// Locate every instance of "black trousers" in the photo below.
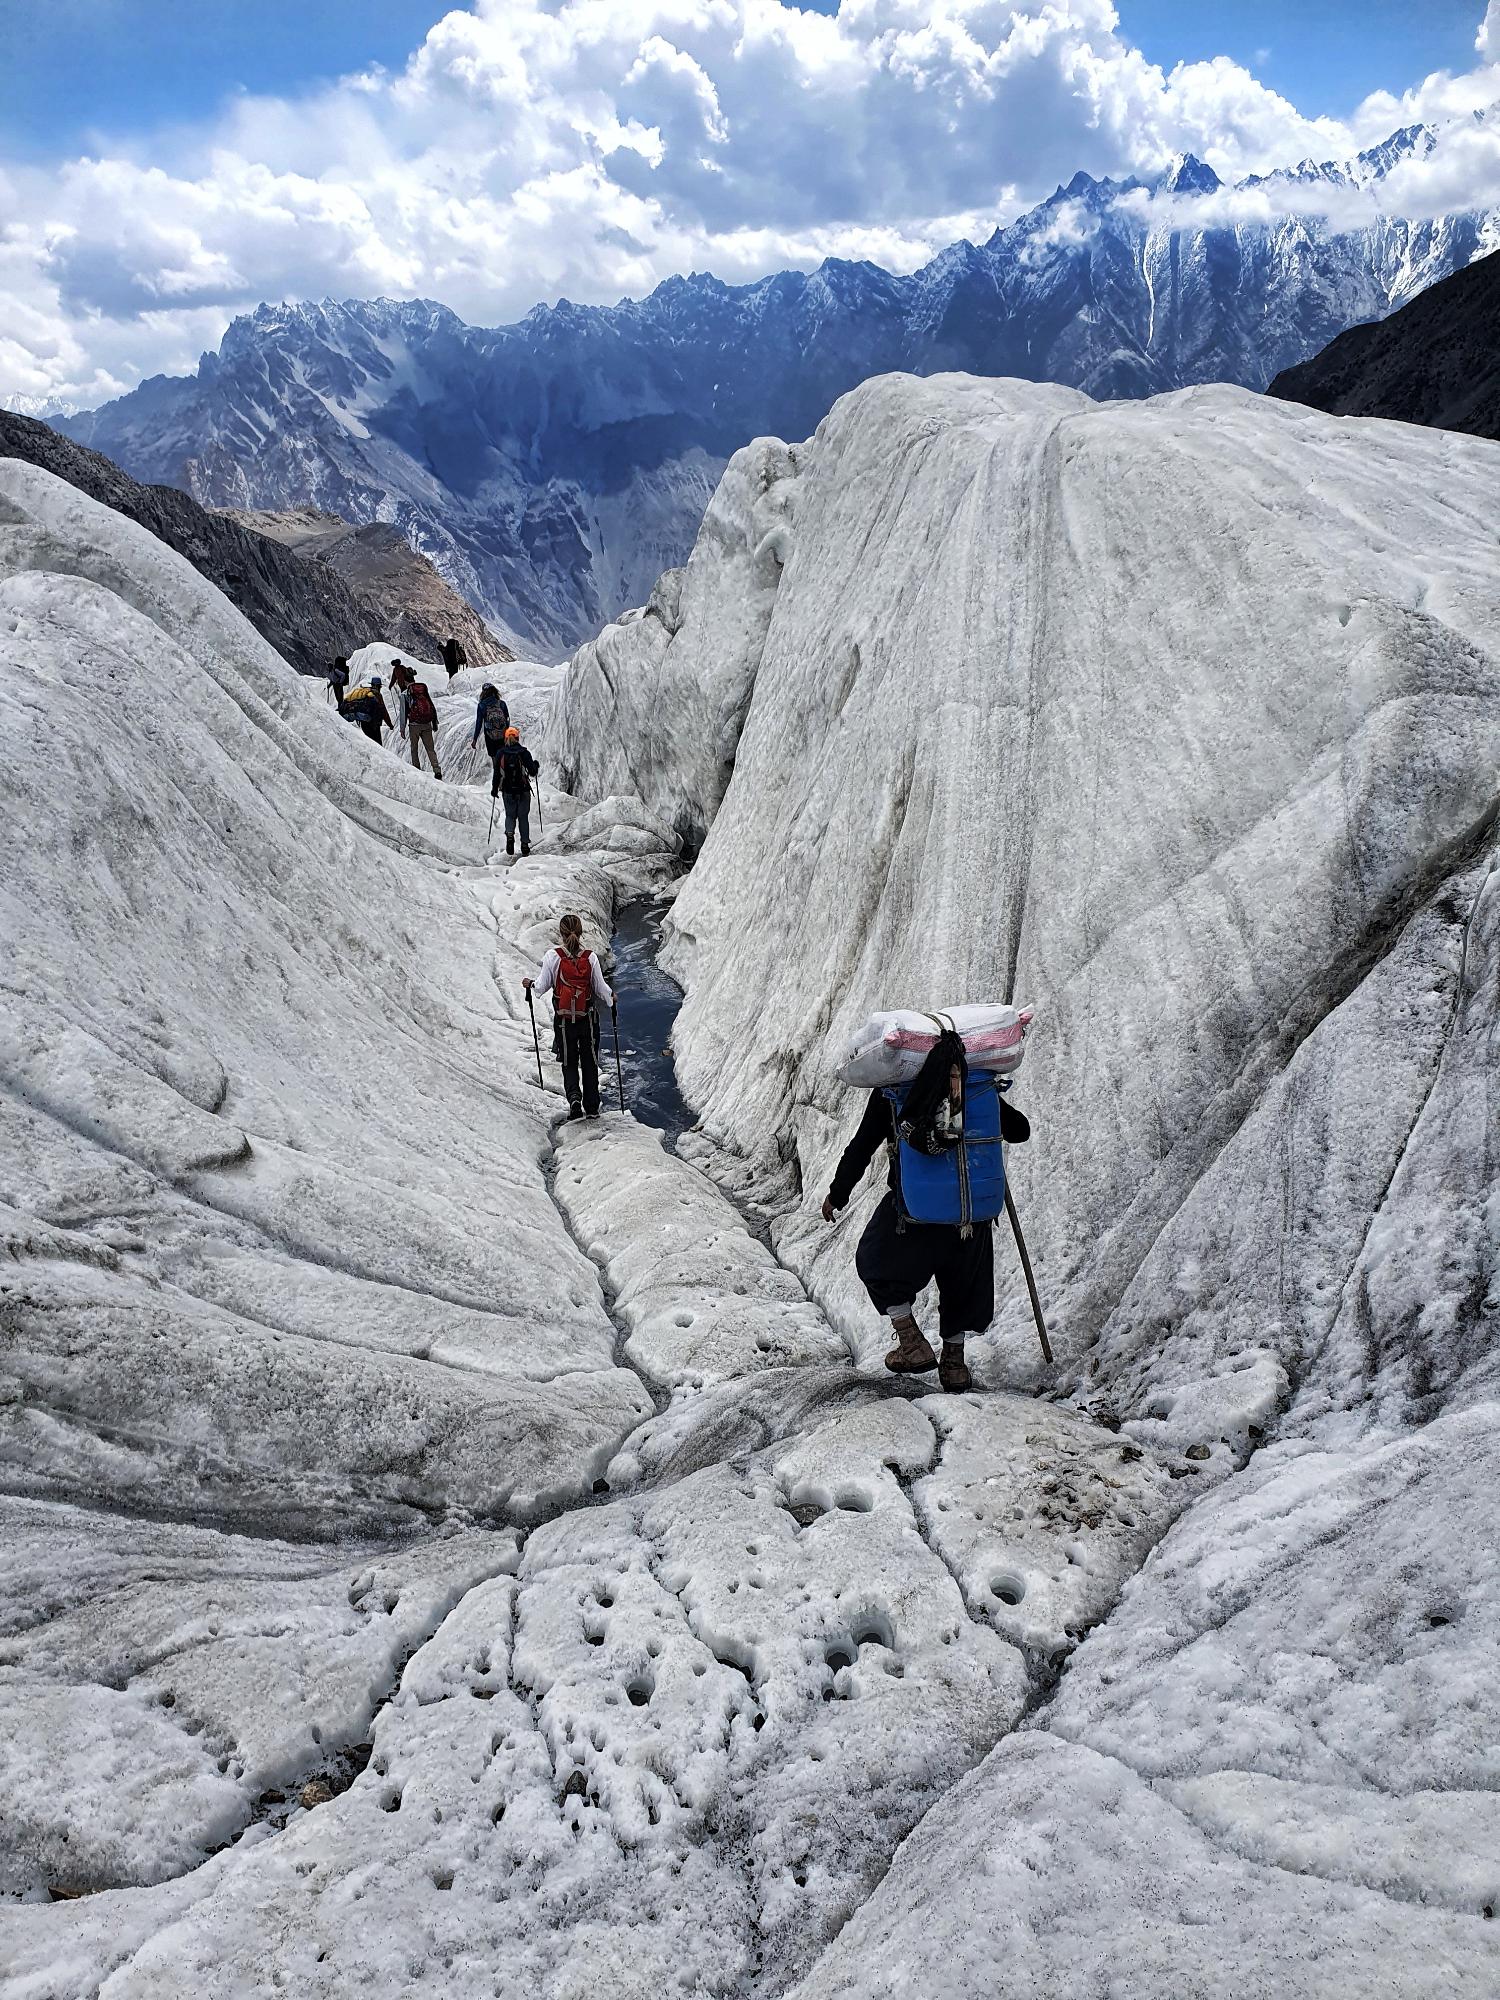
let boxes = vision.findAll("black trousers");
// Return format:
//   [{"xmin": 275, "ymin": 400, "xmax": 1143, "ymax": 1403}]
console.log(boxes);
[
  {"xmin": 559, "ymin": 1013, "xmax": 600, "ymax": 1114},
  {"xmin": 359, "ymin": 718, "xmax": 382, "ymax": 741},
  {"xmin": 854, "ymin": 1194, "xmax": 994, "ymax": 1342}
]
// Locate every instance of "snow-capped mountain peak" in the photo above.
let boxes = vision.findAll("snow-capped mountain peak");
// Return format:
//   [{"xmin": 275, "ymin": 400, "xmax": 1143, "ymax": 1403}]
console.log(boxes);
[{"xmin": 57, "ymin": 113, "xmax": 1497, "ymax": 656}]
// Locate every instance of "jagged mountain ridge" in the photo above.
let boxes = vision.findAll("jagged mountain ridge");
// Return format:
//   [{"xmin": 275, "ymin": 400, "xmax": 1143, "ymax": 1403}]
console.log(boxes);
[
  {"xmin": 1268, "ymin": 247, "xmax": 1500, "ymax": 440},
  {"xmin": 59, "ymin": 116, "xmax": 1497, "ymax": 655}
]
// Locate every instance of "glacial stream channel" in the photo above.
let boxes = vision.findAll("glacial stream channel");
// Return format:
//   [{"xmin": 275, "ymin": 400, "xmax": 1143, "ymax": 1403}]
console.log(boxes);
[{"xmin": 606, "ymin": 898, "xmax": 693, "ymax": 1138}]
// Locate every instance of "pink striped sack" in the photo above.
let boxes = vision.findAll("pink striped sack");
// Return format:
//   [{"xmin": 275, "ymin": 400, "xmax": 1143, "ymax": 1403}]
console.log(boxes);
[{"xmin": 835, "ymin": 1004, "xmax": 1035, "ymax": 1088}]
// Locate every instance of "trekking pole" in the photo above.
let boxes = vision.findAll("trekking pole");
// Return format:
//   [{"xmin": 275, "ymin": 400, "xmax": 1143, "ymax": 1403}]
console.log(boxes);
[
  {"xmin": 525, "ymin": 988, "xmax": 544, "ymax": 1088},
  {"xmin": 1004, "ymin": 1185, "xmax": 1053, "ymax": 1364},
  {"xmin": 611, "ymin": 1002, "xmax": 625, "ymax": 1112},
  {"xmin": 487, "ymin": 794, "xmax": 497, "ymax": 846}
]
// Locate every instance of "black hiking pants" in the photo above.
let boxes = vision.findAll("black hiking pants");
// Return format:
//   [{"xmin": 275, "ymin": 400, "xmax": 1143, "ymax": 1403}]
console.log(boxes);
[
  {"xmin": 559, "ymin": 1012, "xmax": 600, "ymax": 1115},
  {"xmin": 359, "ymin": 718, "xmax": 382, "ymax": 742},
  {"xmin": 854, "ymin": 1194, "xmax": 994, "ymax": 1342}
]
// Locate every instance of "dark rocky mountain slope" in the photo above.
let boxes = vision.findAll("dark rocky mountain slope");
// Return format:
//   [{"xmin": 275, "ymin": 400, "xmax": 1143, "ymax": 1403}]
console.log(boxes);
[
  {"xmin": 1267, "ymin": 247, "xmax": 1500, "ymax": 440},
  {"xmin": 0, "ymin": 412, "xmax": 495, "ymax": 674}
]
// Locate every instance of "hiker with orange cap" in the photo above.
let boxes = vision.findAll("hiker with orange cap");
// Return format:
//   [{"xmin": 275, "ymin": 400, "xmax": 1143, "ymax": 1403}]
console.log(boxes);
[{"xmin": 493, "ymin": 724, "xmax": 539, "ymax": 856}]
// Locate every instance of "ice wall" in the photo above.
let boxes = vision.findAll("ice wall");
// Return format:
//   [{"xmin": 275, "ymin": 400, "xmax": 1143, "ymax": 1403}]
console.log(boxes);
[
  {"xmin": 554, "ymin": 375, "xmax": 1500, "ymax": 1437},
  {"xmin": 0, "ymin": 462, "xmax": 650, "ymax": 1533}
]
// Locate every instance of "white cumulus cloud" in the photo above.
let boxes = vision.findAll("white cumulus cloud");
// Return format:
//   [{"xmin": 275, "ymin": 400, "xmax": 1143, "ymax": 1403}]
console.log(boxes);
[{"xmin": 2, "ymin": 0, "xmax": 1498, "ymax": 410}]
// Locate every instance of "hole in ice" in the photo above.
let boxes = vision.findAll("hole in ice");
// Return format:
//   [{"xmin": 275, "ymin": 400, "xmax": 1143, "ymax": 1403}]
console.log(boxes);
[
  {"xmin": 836, "ymin": 1492, "xmax": 872, "ymax": 1513},
  {"xmin": 787, "ymin": 1502, "xmax": 823, "ymax": 1527},
  {"xmin": 626, "ymin": 1678, "xmax": 653, "ymax": 1707},
  {"xmin": 431, "ymin": 1869, "xmax": 454, "ymax": 1891},
  {"xmin": 491, "ymin": 1802, "xmax": 505, "ymax": 1825},
  {"xmin": 586, "ymin": 1632, "xmax": 605, "ymax": 1648},
  {"xmin": 852, "ymin": 1613, "xmax": 894, "ymax": 1651},
  {"xmin": 593, "ymin": 1478, "xmax": 610, "ymax": 1495},
  {"xmin": 1426, "ymin": 1611, "xmax": 1453, "ymax": 1628},
  {"xmin": 596, "ymin": 1591, "xmax": 615, "ymax": 1608},
  {"xmin": 792, "ymin": 1870, "xmax": 808, "ymax": 1888},
  {"xmin": 991, "ymin": 1574, "xmax": 1026, "ymax": 1606},
  {"xmin": 1483, "ymin": 1904, "xmax": 1494, "ymax": 1920},
  {"xmin": 380, "ymin": 1789, "xmax": 402, "ymax": 1813},
  {"xmin": 825, "ymin": 1644, "xmax": 855, "ymax": 1673},
  {"xmin": 159, "ymin": 1691, "xmax": 175, "ymax": 1709},
  {"xmin": 674, "ymin": 1312, "xmax": 694, "ymax": 1328}
]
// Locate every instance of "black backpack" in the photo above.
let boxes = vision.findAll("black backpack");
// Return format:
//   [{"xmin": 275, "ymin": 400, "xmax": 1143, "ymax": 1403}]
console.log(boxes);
[{"xmin": 498, "ymin": 743, "xmax": 530, "ymax": 791}]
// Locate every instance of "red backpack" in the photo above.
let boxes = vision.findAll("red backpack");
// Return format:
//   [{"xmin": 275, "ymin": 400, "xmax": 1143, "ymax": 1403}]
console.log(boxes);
[
  {"xmin": 554, "ymin": 949, "xmax": 594, "ymax": 1018},
  {"xmin": 407, "ymin": 683, "xmax": 437, "ymax": 728}
]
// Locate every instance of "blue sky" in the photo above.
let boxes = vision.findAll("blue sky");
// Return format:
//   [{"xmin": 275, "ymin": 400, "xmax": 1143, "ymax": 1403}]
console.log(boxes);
[
  {"xmin": 0, "ymin": 0, "xmax": 1490, "ymax": 154},
  {"xmin": 3, "ymin": 0, "xmax": 1498, "ymax": 408}
]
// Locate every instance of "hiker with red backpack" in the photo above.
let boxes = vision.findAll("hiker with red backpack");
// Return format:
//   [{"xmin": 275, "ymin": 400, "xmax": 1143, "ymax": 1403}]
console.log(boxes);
[
  {"xmin": 523, "ymin": 914, "xmax": 615, "ymax": 1120},
  {"xmin": 820, "ymin": 1019, "xmax": 1031, "ymax": 1392},
  {"xmin": 405, "ymin": 680, "xmax": 443, "ymax": 778}
]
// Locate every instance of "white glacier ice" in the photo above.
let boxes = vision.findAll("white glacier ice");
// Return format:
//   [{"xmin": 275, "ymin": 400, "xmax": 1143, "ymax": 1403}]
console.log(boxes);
[{"xmin": 4, "ymin": 364, "xmax": 1499, "ymax": 1996}]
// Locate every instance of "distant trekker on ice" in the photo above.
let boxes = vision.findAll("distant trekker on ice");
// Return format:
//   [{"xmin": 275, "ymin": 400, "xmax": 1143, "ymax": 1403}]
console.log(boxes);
[
  {"xmin": 821, "ymin": 1022, "xmax": 1030, "ymax": 1392},
  {"xmin": 327, "ymin": 655, "xmax": 350, "ymax": 711},
  {"xmin": 524, "ymin": 914, "xmax": 614, "ymax": 1120},
  {"xmin": 388, "ymin": 660, "xmax": 415, "ymax": 727},
  {"xmin": 442, "ymin": 636, "xmax": 468, "ymax": 681},
  {"xmin": 405, "ymin": 680, "xmax": 443, "ymax": 779},
  {"xmin": 493, "ymin": 726, "xmax": 539, "ymax": 857},
  {"xmin": 472, "ymin": 683, "xmax": 510, "ymax": 779},
  {"xmin": 343, "ymin": 675, "xmax": 393, "ymax": 743}
]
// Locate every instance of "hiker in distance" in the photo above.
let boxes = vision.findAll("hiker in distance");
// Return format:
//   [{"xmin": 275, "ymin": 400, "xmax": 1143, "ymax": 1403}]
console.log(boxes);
[
  {"xmin": 388, "ymin": 659, "xmax": 415, "ymax": 728},
  {"xmin": 472, "ymin": 682, "xmax": 510, "ymax": 781},
  {"xmin": 405, "ymin": 679, "xmax": 443, "ymax": 779},
  {"xmin": 442, "ymin": 635, "xmax": 468, "ymax": 681},
  {"xmin": 523, "ymin": 914, "xmax": 614, "ymax": 1120},
  {"xmin": 327, "ymin": 655, "xmax": 350, "ymax": 711},
  {"xmin": 821, "ymin": 1024, "xmax": 1030, "ymax": 1392},
  {"xmin": 492, "ymin": 725, "xmax": 539, "ymax": 856},
  {"xmin": 343, "ymin": 674, "xmax": 394, "ymax": 743}
]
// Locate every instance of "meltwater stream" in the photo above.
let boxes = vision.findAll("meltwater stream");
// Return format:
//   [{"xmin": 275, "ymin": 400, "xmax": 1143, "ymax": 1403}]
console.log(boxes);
[{"xmin": 607, "ymin": 900, "xmax": 694, "ymax": 1139}]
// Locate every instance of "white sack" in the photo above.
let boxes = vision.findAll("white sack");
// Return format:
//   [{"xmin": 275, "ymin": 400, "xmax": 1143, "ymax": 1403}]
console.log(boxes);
[{"xmin": 834, "ymin": 1003, "xmax": 1035, "ymax": 1087}]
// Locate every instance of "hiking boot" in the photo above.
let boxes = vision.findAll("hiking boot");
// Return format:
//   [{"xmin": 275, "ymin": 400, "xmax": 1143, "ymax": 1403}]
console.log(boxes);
[
  {"xmin": 939, "ymin": 1342, "xmax": 972, "ymax": 1393},
  {"xmin": 567, "ymin": 1104, "xmax": 584, "ymax": 1122},
  {"xmin": 884, "ymin": 1314, "xmax": 937, "ymax": 1374},
  {"xmin": 521, "ymin": 845, "xmax": 532, "ymax": 856},
  {"xmin": 506, "ymin": 837, "xmax": 514, "ymax": 855}
]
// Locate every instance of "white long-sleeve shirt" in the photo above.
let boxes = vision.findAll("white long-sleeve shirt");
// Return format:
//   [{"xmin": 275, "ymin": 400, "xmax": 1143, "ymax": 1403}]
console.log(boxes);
[{"xmin": 534, "ymin": 947, "xmax": 614, "ymax": 1013}]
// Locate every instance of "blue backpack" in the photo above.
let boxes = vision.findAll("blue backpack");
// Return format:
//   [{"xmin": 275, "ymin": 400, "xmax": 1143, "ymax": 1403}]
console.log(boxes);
[{"xmin": 883, "ymin": 1074, "xmax": 1005, "ymax": 1231}]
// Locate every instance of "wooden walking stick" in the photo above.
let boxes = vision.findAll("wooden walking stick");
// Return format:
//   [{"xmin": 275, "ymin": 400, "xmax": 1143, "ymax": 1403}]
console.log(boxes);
[
  {"xmin": 1004, "ymin": 1184, "xmax": 1053, "ymax": 1363},
  {"xmin": 525, "ymin": 987, "xmax": 544, "ymax": 1088}
]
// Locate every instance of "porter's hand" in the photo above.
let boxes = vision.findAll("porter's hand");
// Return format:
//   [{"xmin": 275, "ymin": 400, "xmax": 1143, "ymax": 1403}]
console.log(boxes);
[
  {"xmin": 522, "ymin": 977, "xmax": 533, "ymax": 991},
  {"xmin": 820, "ymin": 1196, "xmax": 837, "ymax": 1223}
]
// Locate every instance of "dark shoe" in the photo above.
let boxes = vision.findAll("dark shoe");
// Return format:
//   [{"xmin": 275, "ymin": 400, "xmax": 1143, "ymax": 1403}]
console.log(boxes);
[
  {"xmin": 939, "ymin": 1343, "xmax": 972, "ymax": 1393},
  {"xmin": 585, "ymin": 1110, "xmax": 600, "ymax": 1121},
  {"xmin": 884, "ymin": 1314, "xmax": 938, "ymax": 1374},
  {"xmin": 521, "ymin": 845, "xmax": 531, "ymax": 856},
  {"xmin": 567, "ymin": 1104, "xmax": 584, "ymax": 1121},
  {"xmin": 506, "ymin": 837, "xmax": 514, "ymax": 855}
]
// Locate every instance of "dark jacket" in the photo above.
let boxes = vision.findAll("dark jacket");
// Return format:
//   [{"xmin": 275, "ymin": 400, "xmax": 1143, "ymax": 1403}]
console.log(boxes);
[
  {"xmin": 496, "ymin": 743, "xmax": 539, "ymax": 795},
  {"xmin": 828, "ymin": 1085, "xmax": 1030, "ymax": 1211},
  {"xmin": 472, "ymin": 690, "xmax": 510, "ymax": 746}
]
